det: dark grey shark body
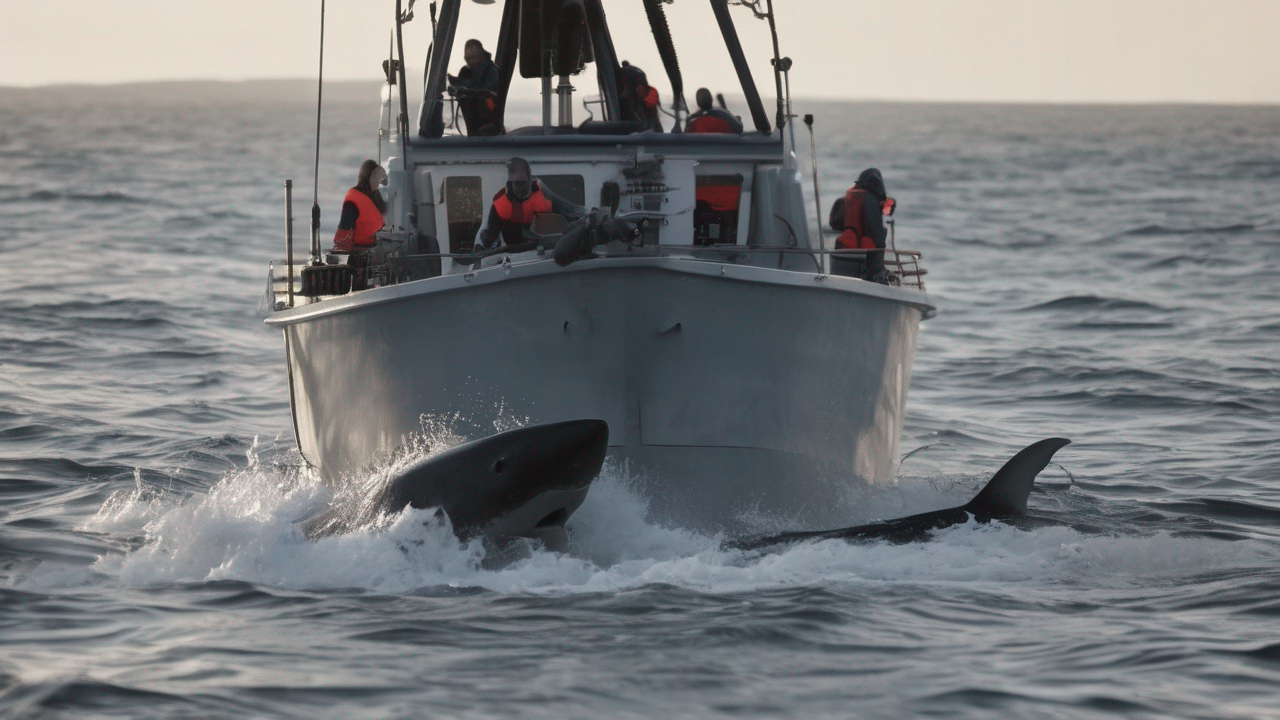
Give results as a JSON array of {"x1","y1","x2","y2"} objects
[
  {"x1": 300, "y1": 419, "x2": 609, "y2": 549},
  {"x1": 727, "y1": 438, "x2": 1071, "y2": 551}
]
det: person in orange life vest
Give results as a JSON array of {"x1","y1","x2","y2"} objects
[
  {"x1": 618, "y1": 62, "x2": 663, "y2": 132},
  {"x1": 831, "y1": 168, "x2": 889, "y2": 283},
  {"x1": 475, "y1": 157, "x2": 581, "y2": 251},
  {"x1": 332, "y1": 160, "x2": 387, "y2": 252},
  {"x1": 476, "y1": 155, "x2": 586, "y2": 249},
  {"x1": 687, "y1": 88, "x2": 742, "y2": 134}
]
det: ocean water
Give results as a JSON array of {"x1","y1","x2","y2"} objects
[{"x1": 2, "y1": 83, "x2": 1279, "y2": 719}]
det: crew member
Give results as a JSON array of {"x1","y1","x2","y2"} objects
[
  {"x1": 475, "y1": 157, "x2": 585, "y2": 251},
  {"x1": 332, "y1": 160, "x2": 387, "y2": 252},
  {"x1": 448, "y1": 39, "x2": 501, "y2": 135},
  {"x1": 449, "y1": 39, "x2": 500, "y2": 93},
  {"x1": 686, "y1": 88, "x2": 742, "y2": 134},
  {"x1": 832, "y1": 168, "x2": 889, "y2": 283},
  {"x1": 618, "y1": 62, "x2": 662, "y2": 132},
  {"x1": 474, "y1": 158, "x2": 544, "y2": 250}
]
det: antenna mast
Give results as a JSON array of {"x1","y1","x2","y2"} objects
[{"x1": 309, "y1": 0, "x2": 327, "y2": 265}]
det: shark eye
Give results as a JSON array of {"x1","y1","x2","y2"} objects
[{"x1": 493, "y1": 459, "x2": 505, "y2": 473}]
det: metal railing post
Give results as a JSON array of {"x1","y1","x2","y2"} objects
[{"x1": 285, "y1": 179, "x2": 295, "y2": 308}]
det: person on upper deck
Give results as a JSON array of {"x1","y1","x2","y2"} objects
[
  {"x1": 831, "y1": 168, "x2": 889, "y2": 283},
  {"x1": 448, "y1": 39, "x2": 502, "y2": 136},
  {"x1": 686, "y1": 88, "x2": 742, "y2": 134},
  {"x1": 618, "y1": 62, "x2": 663, "y2": 132},
  {"x1": 449, "y1": 39, "x2": 500, "y2": 93},
  {"x1": 332, "y1": 160, "x2": 387, "y2": 252},
  {"x1": 475, "y1": 157, "x2": 580, "y2": 252}
]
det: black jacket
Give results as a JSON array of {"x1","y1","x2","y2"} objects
[
  {"x1": 451, "y1": 52, "x2": 500, "y2": 94},
  {"x1": 829, "y1": 168, "x2": 887, "y2": 249}
]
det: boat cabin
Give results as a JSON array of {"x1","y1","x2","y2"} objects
[
  {"x1": 369, "y1": 0, "x2": 822, "y2": 276},
  {"x1": 272, "y1": 0, "x2": 925, "y2": 305}
]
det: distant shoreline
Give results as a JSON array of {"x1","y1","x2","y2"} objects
[
  {"x1": 0, "y1": 79, "x2": 385, "y2": 106},
  {"x1": 1, "y1": 78, "x2": 1276, "y2": 108}
]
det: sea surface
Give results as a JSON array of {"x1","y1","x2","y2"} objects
[{"x1": 2, "y1": 83, "x2": 1279, "y2": 719}]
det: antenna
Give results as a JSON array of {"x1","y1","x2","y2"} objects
[
  {"x1": 380, "y1": 31, "x2": 394, "y2": 165},
  {"x1": 763, "y1": 0, "x2": 785, "y2": 131},
  {"x1": 396, "y1": 0, "x2": 411, "y2": 151},
  {"x1": 309, "y1": 0, "x2": 327, "y2": 265}
]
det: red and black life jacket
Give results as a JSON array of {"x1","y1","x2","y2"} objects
[
  {"x1": 332, "y1": 187, "x2": 384, "y2": 251},
  {"x1": 492, "y1": 182, "x2": 552, "y2": 245},
  {"x1": 836, "y1": 187, "x2": 879, "y2": 250}
]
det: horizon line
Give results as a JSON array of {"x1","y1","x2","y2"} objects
[{"x1": 2, "y1": 77, "x2": 1277, "y2": 109}]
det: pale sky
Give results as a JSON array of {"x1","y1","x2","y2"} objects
[{"x1": 2, "y1": 0, "x2": 1278, "y2": 104}]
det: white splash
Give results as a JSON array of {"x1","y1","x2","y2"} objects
[{"x1": 79, "y1": 434, "x2": 1268, "y2": 596}]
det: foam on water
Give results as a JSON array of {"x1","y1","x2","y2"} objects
[{"x1": 75, "y1": 443, "x2": 1265, "y2": 597}]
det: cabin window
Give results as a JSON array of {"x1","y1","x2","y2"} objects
[
  {"x1": 538, "y1": 174, "x2": 586, "y2": 207},
  {"x1": 445, "y1": 176, "x2": 483, "y2": 253},
  {"x1": 694, "y1": 174, "x2": 742, "y2": 246}
]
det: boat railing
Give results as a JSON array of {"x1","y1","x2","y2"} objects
[
  {"x1": 269, "y1": 238, "x2": 926, "y2": 311},
  {"x1": 678, "y1": 245, "x2": 927, "y2": 290},
  {"x1": 269, "y1": 244, "x2": 927, "y2": 310},
  {"x1": 884, "y1": 250, "x2": 927, "y2": 290},
  {"x1": 406, "y1": 241, "x2": 928, "y2": 289},
  {"x1": 399, "y1": 244, "x2": 928, "y2": 289}
]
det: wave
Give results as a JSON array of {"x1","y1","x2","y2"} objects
[
  {"x1": 1150, "y1": 497, "x2": 1280, "y2": 524},
  {"x1": 1018, "y1": 295, "x2": 1169, "y2": 313},
  {"x1": 4, "y1": 298, "x2": 184, "y2": 331},
  {"x1": 1063, "y1": 320, "x2": 1176, "y2": 330},
  {"x1": 1230, "y1": 643, "x2": 1280, "y2": 662},
  {"x1": 0, "y1": 679, "x2": 204, "y2": 717},
  {"x1": 0, "y1": 457, "x2": 136, "y2": 486},
  {"x1": 0, "y1": 424, "x2": 60, "y2": 442},
  {"x1": 16, "y1": 190, "x2": 152, "y2": 205},
  {"x1": 123, "y1": 401, "x2": 233, "y2": 425},
  {"x1": 1119, "y1": 223, "x2": 1256, "y2": 237},
  {"x1": 65, "y1": 438, "x2": 1266, "y2": 598},
  {"x1": 162, "y1": 210, "x2": 255, "y2": 227},
  {"x1": 1143, "y1": 254, "x2": 1209, "y2": 270},
  {"x1": 921, "y1": 688, "x2": 1157, "y2": 715},
  {"x1": 1227, "y1": 158, "x2": 1280, "y2": 180},
  {"x1": 117, "y1": 350, "x2": 222, "y2": 366},
  {"x1": 1015, "y1": 389, "x2": 1268, "y2": 415},
  {"x1": 9, "y1": 298, "x2": 181, "y2": 314},
  {"x1": 988, "y1": 366, "x2": 1169, "y2": 386}
]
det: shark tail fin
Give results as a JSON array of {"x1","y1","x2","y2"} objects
[{"x1": 963, "y1": 438, "x2": 1071, "y2": 516}]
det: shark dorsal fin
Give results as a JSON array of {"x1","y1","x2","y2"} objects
[{"x1": 963, "y1": 438, "x2": 1071, "y2": 516}]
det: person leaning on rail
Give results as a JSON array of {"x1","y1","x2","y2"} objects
[
  {"x1": 332, "y1": 160, "x2": 387, "y2": 252},
  {"x1": 830, "y1": 168, "x2": 892, "y2": 284}
]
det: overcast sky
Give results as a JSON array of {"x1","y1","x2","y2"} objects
[{"x1": 2, "y1": 0, "x2": 1278, "y2": 104}]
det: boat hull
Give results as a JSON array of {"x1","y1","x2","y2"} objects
[{"x1": 269, "y1": 257, "x2": 932, "y2": 532}]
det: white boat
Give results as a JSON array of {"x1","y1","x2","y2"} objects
[{"x1": 266, "y1": 0, "x2": 934, "y2": 532}]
